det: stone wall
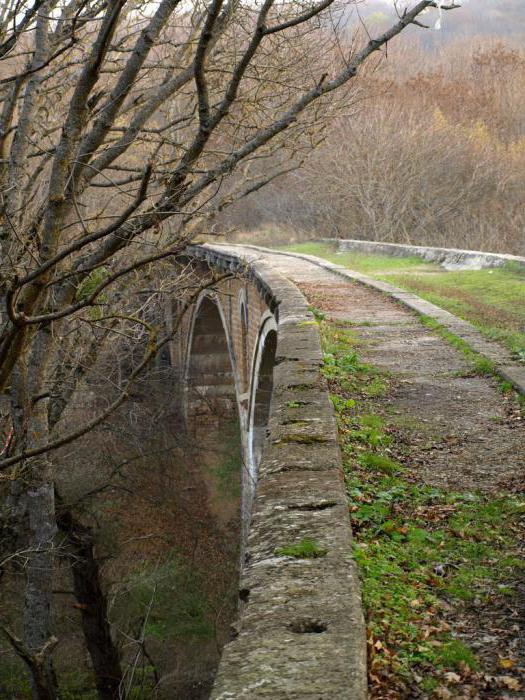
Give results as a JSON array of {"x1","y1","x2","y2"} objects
[
  {"x1": 327, "y1": 238, "x2": 525, "y2": 271},
  {"x1": 187, "y1": 245, "x2": 367, "y2": 700}
]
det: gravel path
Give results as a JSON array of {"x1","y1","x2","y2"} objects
[{"x1": 237, "y1": 247, "x2": 525, "y2": 494}]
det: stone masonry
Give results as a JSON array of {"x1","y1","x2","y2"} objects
[{"x1": 180, "y1": 245, "x2": 368, "y2": 700}]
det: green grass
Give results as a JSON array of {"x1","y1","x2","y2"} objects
[
  {"x1": 0, "y1": 659, "x2": 161, "y2": 699},
  {"x1": 437, "y1": 640, "x2": 480, "y2": 671},
  {"x1": 279, "y1": 241, "x2": 434, "y2": 275},
  {"x1": 359, "y1": 451, "x2": 404, "y2": 475},
  {"x1": 281, "y1": 241, "x2": 525, "y2": 361},
  {"x1": 114, "y1": 552, "x2": 216, "y2": 642},
  {"x1": 419, "y1": 316, "x2": 525, "y2": 408},
  {"x1": 419, "y1": 315, "x2": 496, "y2": 377},
  {"x1": 386, "y1": 269, "x2": 525, "y2": 360},
  {"x1": 319, "y1": 318, "x2": 524, "y2": 696},
  {"x1": 275, "y1": 538, "x2": 328, "y2": 559}
]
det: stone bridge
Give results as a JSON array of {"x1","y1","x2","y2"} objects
[
  {"x1": 166, "y1": 240, "x2": 525, "y2": 699},
  {"x1": 165, "y1": 241, "x2": 525, "y2": 698},
  {"x1": 171, "y1": 244, "x2": 367, "y2": 699}
]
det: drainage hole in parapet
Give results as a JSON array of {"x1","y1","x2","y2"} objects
[
  {"x1": 288, "y1": 618, "x2": 328, "y2": 634},
  {"x1": 288, "y1": 500, "x2": 338, "y2": 511}
]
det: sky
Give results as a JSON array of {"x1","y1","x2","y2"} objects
[{"x1": 359, "y1": 0, "x2": 525, "y2": 40}]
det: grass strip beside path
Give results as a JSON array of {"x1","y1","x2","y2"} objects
[
  {"x1": 320, "y1": 318, "x2": 524, "y2": 699},
  {"x1": 281, "y1": 242, "x2": 525, "y2": 363}
]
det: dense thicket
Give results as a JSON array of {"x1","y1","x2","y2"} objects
[{"x1": 226, "y1": 39, "x2": 525, "y2": 254}]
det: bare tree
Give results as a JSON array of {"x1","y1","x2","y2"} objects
[
  {"x1": 226, "y1": 37, "x2": 525, "y2": 254},
  {"x1": 0, "y1": 1, "x2": 458, "y2": 697}
]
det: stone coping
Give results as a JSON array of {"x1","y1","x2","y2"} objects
[
  {"x1": 188, "y1": 244, "x2": 368, "y2": 700},
  {"x1": 237, "y1": 245, "x2": 525, "y2": 398},
  {"x1": 322, "y1": 238, "x2": 525, "y2": 271}
]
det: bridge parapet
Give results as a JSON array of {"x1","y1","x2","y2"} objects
[
  {"x1": 324, "y1": 238, "x2": 525, "y2": 271},
  {"x1": 187, "y1": 245, "x2": 367, "y2": 700}
]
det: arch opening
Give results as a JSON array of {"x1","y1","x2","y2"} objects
[
  {"x1": 186, "y1": 295, "x2": 238, "y2": 430},
  {"x1": 183, "y1": 295, "x2": 243, "y2": 693},
  {"x1": 240, "y1": 299, "x2": 249, "y2": 391},
  {"x1": 246, "y1": 327, "x2": 277, "y2": 522}
]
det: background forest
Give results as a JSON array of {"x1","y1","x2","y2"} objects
[{"x1": 225, "y1": 6, "x2": 525, "y2": 254}]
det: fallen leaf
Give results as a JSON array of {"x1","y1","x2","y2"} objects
[
  {"x1": 498, "y1": 658, "x2": 515, "y2": 670},
  {"x1": 499, "y1": 676, "x2": 521, "y2": 691},
  {"x1": 444, "y1": 671, "x2": 461, "y2": 683}
]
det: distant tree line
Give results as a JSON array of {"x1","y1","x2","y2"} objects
[{"x1": 224, "y1": 40, "x2": 525, "y2": 255}]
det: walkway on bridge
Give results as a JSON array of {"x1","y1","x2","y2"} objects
[
  {"x1": 234, "y1": 246, "x2": 524, "y2": 493},
  {"x1": 209, "y1": 244, "x2": 524, "y2": 699}
]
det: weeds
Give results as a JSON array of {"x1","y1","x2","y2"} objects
[
  {"x1": 319, "y1": 317, "x2": 524, "y2": 697},
  {"x1": 359, "y1": 452, "x2": 403, "y2": 475},
  {"x1": 321, "y1": 323, "x2": 388, "y2": 398},
  {"x1": 308, "y1": 305, "x2": 326, "y2": 322}
]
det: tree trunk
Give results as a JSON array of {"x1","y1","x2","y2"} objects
[
  {"x1": 23, "y1": 456, "x2": 58, "y2": 700},
  {"x1": 57, "y1": 504, "x2": 123, "y2": 700}
]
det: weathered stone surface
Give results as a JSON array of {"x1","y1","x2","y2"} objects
[
  {"x1": 187, "y1": 245, "x2": 367, "y2": 700},
  {"x1": 329, "y1": 238, "x2": 525, "y2": 271},
  {"x1": 260, "y1": 440, "x2": 342, "y2": 476}
]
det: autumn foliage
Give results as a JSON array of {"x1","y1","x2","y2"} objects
[{"x1": 229, "y1": 40, "x2": 525, "y2": 255}]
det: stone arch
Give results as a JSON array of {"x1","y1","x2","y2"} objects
[
  {"x1": 238, "y1": 289, "x2": 249, "y2": 391},
  {"x1": 185, "y1": 293, "x2": 240, "y2": 432},
  {"x1": 184, "y1": 292, "x2": 246, "y2": 557},
  {"x1": 246, "y1": 316, "x2": 278, "y2": 503},
  {"x1": 184, "y1": 292, "x2": 279, "y2": 547}
]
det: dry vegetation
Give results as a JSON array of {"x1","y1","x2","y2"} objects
[{"x1": 226, "y1": 39, "x2": 525, "y2": 255}]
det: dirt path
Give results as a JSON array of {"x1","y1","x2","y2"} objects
[{"x1": 244, "y1": 249, "x2": 525, "y2": 494}]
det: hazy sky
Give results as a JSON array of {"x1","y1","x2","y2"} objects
[{"x1": 361, "y1": 0, "x2": 525, "y2": 34}]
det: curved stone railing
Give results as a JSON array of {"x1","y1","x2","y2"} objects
[
  {"x1": 325, "y1": 238, "x2": 525, "y2": 271},
  {"x1": 188, "y1": 244, "x2": 367, "y2": 700}
]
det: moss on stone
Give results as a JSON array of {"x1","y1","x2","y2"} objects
[{"x1": 275, "y1": 538, "x2": 328, "y2": 559}]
